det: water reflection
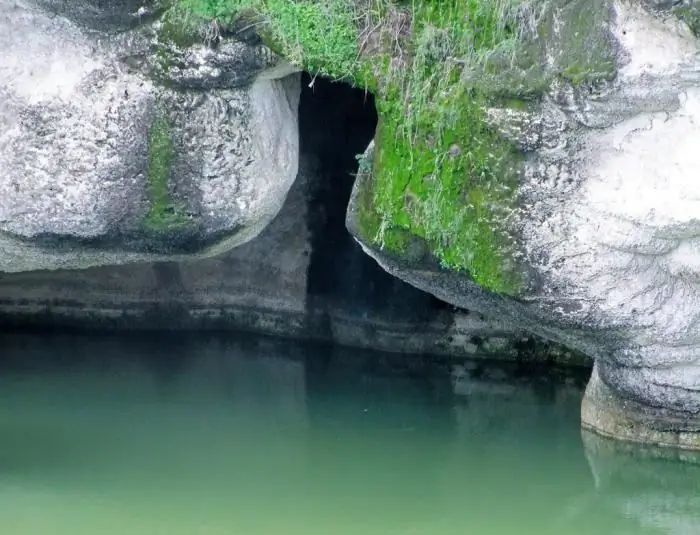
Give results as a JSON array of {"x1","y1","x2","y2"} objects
[
  {"x1": 583, "y1": 431, "x2": 700, "y2": 535},
  {"x1": 0, "y1": 332, "x2": 696, "y2": 534}
]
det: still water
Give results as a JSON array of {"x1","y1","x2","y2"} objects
[{"x1": 0, "y1": 332, "x2": 698, "y2": 535}]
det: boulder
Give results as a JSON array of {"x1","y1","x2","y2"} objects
[
  {"x1": 0, "y1": 0, "x2": 300, "y2": 271},
  {"x1": 348, "y1": 1, "x2": 700, "y2": 448}
]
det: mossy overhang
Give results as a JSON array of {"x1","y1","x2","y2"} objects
[{"x1": 164, "y1": 0, "x2": 620, "y2": 296}]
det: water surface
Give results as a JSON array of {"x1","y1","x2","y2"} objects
[{"x1": 0, "y1": 333, "x2": 697, "y2": 535}]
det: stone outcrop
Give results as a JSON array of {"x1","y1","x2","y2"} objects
[
  {"x1": 348, "y1": 1, "x2": 700, "y2": 449},
  {"x1": 4, "y1": 0, "x2": 700, "y2": 451},
  {"x1": 0, "y1": 68, "x2": 584, "y2": 366},
  {"x1": 0, "y1": 0, "x2": 299, "y2": 271},
  {"x1": 0, "y1": 150, "x2": 580, "y2": 364}
]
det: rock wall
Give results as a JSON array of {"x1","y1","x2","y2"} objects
[
  {"x1": 0, "y1": 0, "x2": 299, "y2": 271},
  {"x1": 347, "y1": 1, "x2": 700, "y2": 449},
  {"x1": 0, "y1": 154, "x2": 571, "y2": 363},
  {"x1": 0, "y1": 67, "x2": 586, "y2": 367}
]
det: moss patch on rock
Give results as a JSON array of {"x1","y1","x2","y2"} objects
[
  {"x1": 552, "y1": 0, "x2": 616, "y2": 84},
  {"x1": 170, "y1": 0, "x2": 617, "y2": 295},
  {"x1": 144, "y1": 112, "x2": 189, "y2": 230},
  {"x1": 673, "y1": 2, "x2": 700, "y2": 37},
  {"x1": 370, "y1": 2, "x2": 528, "y2": 294},
  {"x1": 160, "y1": 2, "x2": 206, "y2": 48}
]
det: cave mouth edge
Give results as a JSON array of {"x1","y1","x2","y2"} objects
[{"x1": 298, "y1": 72, "x2": 451, "y2": 327}]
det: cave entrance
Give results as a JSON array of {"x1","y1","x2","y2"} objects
[{"x1": 298, "y1": 72, "x2": 449, "y2": 330}]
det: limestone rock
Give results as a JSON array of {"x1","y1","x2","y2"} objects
[
  {"x1": 348, "y1": 1, "x2": 700, "y2": 447},
  {"x1": 0, "y1": 0, "x2": 300, "y2": 271}
]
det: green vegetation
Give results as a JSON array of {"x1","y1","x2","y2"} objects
[
  {"x1": 144, "y1": 112, "x2": 189, "y2": 230},
  {"x1": 554, "y1": 0, "x2": 616, "y2": 84},
  {"x1": 166, "y1": 0, "x2": 615, "y2": 294},
  {"x1": 367, "y1": 1, "x2": 524, "y2": 294},
  {"x1": 177, "y1": 0, "x2": 364, "y2": 80},
  {"x1": 673, "y1": 2, "x2": 700, "y2": 37},
  {"x1": 160, "y1": 2, "x2": 205, "y2": 48}
]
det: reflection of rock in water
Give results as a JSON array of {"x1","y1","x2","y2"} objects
[
  {"x1": 445, "y1": 362, "x2": 598, "y2": 531},
  {"x1": 582, "y1": 431, "x2": 700, "y2": 535},
  {"x1": 0, "y1": 332, "x2": 312, "y2": 483}
]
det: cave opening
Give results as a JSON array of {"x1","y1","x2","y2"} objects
[{"x1": 298, "y1": 72, "x2": 450, "y2": 331}]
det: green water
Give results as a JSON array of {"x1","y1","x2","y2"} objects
[{"x1": 0, "y1": 333, "x2": 697, "y2": 535}]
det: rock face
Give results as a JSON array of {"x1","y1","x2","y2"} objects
[
  {"x1": 7, "y1": 0, "x2": 693, "y2": 450},
  {"x1": 0, "y1": 165, "x2": 547, "y2": 362},
  {"x1": 0, "y1": 0, "x2": 299, "y2": 271},
  {"x1": 0, "y1": 71, "x2": 584, "y2": 366},
  {"x1": 349, "y1": 1, "x2": 700, "y2": 448}
]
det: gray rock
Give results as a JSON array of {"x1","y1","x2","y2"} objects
[
  {"x1": 0, "y1": 137, "x2": 586, "y2": 368},
  {"x1": 0, "y1": 0, "x2": 300, "y2": 271},
  {"x1": 348, "y1": 1, "x2": 700, "y2": 446},
  {"x1": 29, "y1": 0, "x2": 170, "y2": 31}
]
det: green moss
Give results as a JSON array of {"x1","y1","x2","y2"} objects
[
  {"x1": 264, "y1": 0, "x2": 360, "y2": 79},
  {"x1": 372, "y1": 91, "x2": 522, "y2": 293},
  {"x1": 159, "y1": 2, "x2": 207, "y2": 47},
  {"x1": 178, "y1": 0, "x2": 365, "y2": 80},
  {"x1": 354, "y1": 143, "x2": 415, "y2": 257},
  {"x1": 554, "y1": 0, "x2": 617, "y2": 84},
  {"x1": 673, "y1": 3, "x2": 700, "y2": 37},
  {"x1": 170, "y1": 0, "x2": 617, "y2": 295},
  {"x1": 144, "y1": 113, "x2": 189, "y2": 230}
]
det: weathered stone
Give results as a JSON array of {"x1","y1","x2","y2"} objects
[
  {"x1": 0, "y1": 0, "x2": 300, "y2": 271},
  {"x1": 348, "y1": 1, "x2": 700, "y2": 448},
  {"x1": 0, "y1": 69, "x2": 584, "y2": 367},
  {"x1": 582, "y1": 364, "x2": 700, "y2": 451},
  {"x1": 0, "y1": 157, "x2": 578, "y2": 363}
]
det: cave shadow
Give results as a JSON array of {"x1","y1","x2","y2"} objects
[{"x1": 298, "y1": 72, "x2": 450, "y2": 335}]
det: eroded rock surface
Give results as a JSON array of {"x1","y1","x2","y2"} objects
[
  {"x1": 0, "y1": 70, "x2": 584, "y2": 366},
  {"x1": 348, "y1": 1, "x2": 700, "y2": 447},
  {"x1": 0, "y1": 0, "x2": 299, "y2": 271}
]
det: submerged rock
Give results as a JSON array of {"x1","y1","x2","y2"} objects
[
  {"x1": 348, "y1": 1, "x2": 700, "y2": 448},
  {"x1": 0, "y1": 0, "x2": 300, "y2": 271}
]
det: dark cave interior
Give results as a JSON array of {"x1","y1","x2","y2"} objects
[{"x1": 298, "y1": 72, "x2": 450, "y2": 325}]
